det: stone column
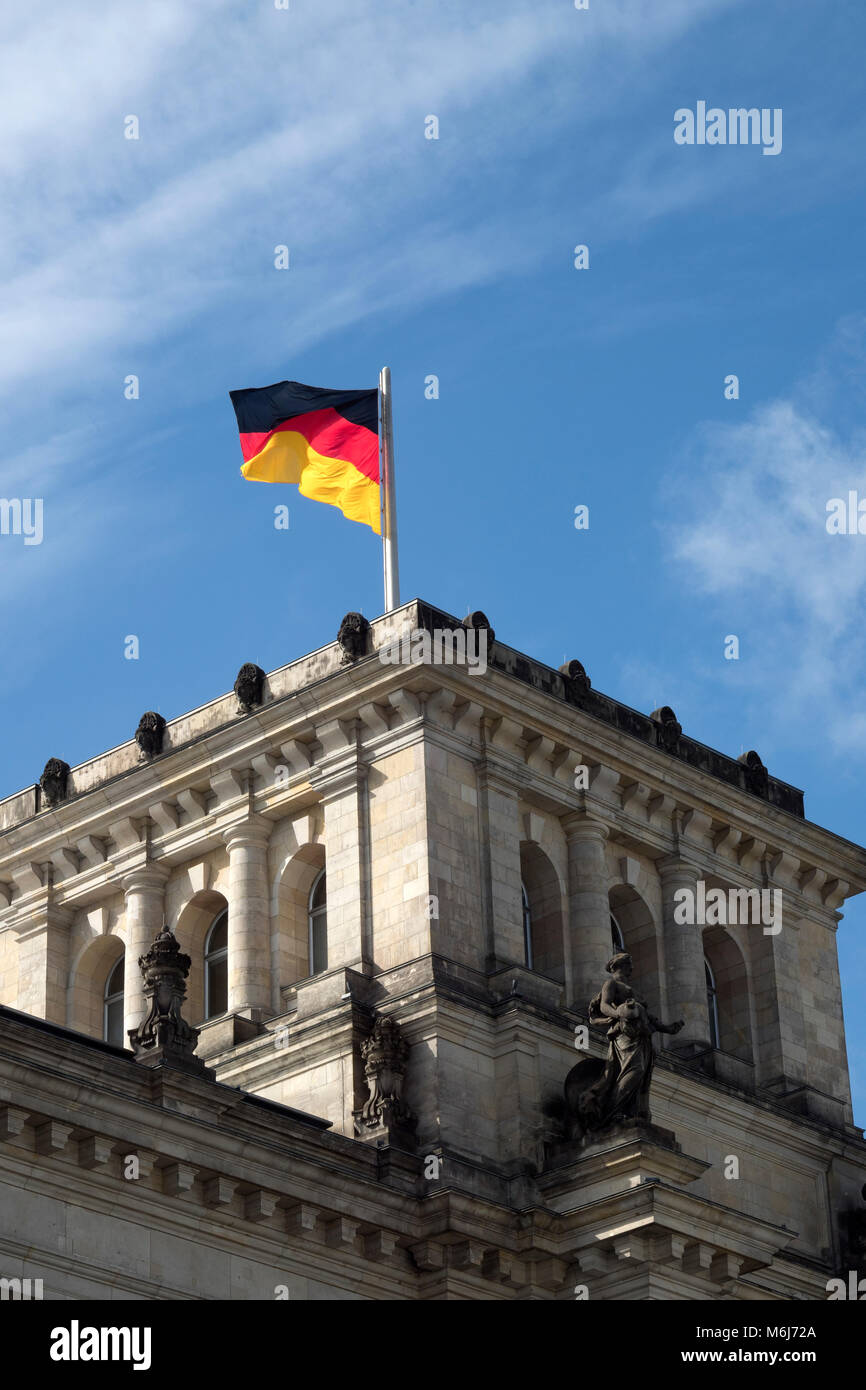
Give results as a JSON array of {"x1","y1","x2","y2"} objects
[
  {"x1": 658, "y1": 856, "x2": 710, "y2": 1051},
  {"x1": 122, "y1": 865, "x2": 170, "y2": 1041},
  {"x1": 223, "y1": 818, "x2": 272, "y2": 1017},
  {"x1": 563, "y1": 815, "x2": 611, "y2": 1009}
]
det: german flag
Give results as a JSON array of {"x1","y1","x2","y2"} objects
[{"x1": 230, "y1": 380, "x2": 380, "y2": 533}]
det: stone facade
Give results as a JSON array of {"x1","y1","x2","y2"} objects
[{"x1": 0, "y1": 599, "x2": 865, "y2": 1300}]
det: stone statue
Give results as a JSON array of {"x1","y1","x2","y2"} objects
[
  {"x1": 738, "y1": 749, "x2": 769, "y2": 799},
  {"x1": 39, "y1": 758, "x2": 70, "y2": 809},
  {"x1": 135, "y1": 711, "x2": 166, "y2": 759},
  {"x1": 564, "y1": 951, "x2": 684, "y2": 1136},
  {"x1": 559, "y1": 658, "x2": 590, "y2": 692},
  {"x1": 650, "y1": 705, "x2": 682, "y2": 754},
  {"x1": 463, "y1": 611, "x2": 495, "y2": 646},
  {"x1": 337, "y1": 612, "x2": 370, "y2": 663},
  {"x1": 234, "y1": 662, "x2": 265, "y2": 713}
]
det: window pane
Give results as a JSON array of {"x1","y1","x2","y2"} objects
[
  {"x1": 311, "y1": 871, "x2": 326, "y2": 912},
  {"x1": 207, "y1": 955, "x2": 228, "y2": 1017},
  {"x1": 311, "y1": 913, "x2": 328, "y2": 975},
  {"x1": 106, "y1": 956, "x2": 124, "y2": 997},
  {"x1": 105, "y1": 996, "x2": 124, "y2": 1047},
  {"x1": 208, "y1": 911, "x2": 227, "y2": 954},
  {"x1": 705, "y1": 959, "x2": 719, "y2": 1047}
]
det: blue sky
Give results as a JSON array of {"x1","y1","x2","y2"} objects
[{"x1": 2, "y1": 0, "x2": 865, "y2": 1119}]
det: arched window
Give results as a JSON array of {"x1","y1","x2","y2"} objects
[
  {"x1": 308, "y1": 869, "x2": 327, "y2": 975},
  {"x1": 103, "y1": 956, "x2": 125, "y2": 1046},
  {"x1": 519, "y1": 847, "x2": 564, "y2": 981},
  {"x1": 610, "y1": 912, "x2": 625, "y2": 953},
  {"x1": 204, "y1": 910, "x2": 228, "y2": 1019},
  {"x1": 705, "y1": 956, "x2": 720, "y2": 1048}
]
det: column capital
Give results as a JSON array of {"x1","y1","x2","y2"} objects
[
  {"x1": 121, "y1": 863, "x2": 170, "y2": 898},
  {"x1": 562, "y1": 812, "x2": 609, "y2": 844},
  {"x1": 656, "y1": 854, "x2": 701, "y2": 881},
  {"x1": 222, "y1": 816, "x2": 271, "y2": 851}
]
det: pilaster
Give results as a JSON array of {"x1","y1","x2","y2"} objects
[
  {"x1": 14, "y1": 897, "x2": 75, "y2": 1024},
  {"x1": 476, "y1": 763, "x2": 524, "y2": 969},
  {"x1": 310, "y1": 721, "x2": 371, "y2": 972}
]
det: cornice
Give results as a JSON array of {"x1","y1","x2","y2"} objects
[{"x1": 0, "y1": 601, "x2": 863, "y2": 918}]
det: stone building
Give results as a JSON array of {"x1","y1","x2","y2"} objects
[{"x1": 0, "y1": 599, "x2": 865, "y2": 1300}]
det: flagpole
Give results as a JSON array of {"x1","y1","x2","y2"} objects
[{"x1": 379, "y1": 365, "x2": 400, "y2": 612}]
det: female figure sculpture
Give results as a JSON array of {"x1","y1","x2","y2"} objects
[{"x1": 564, "y1": 951, "x2": 684, "y2": 1135}]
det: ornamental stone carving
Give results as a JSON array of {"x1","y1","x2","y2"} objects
[
  {"x1": 355, "y1": 1013, "x2": 415, "y2": 1142},
  {"x1": 128, "y1": 926, "x2": 210, "y2": 1074},
  {"x1": 234, "y1": 662, "x2": 265, "y2": 713},
  {"x1": 337, "y1": 612, "x2": 370, "y2": 663},
  {"x1": 39, "y1": 758, "x2": 70, "y2": 809},
  {"x1": 135, "y1": 711, "x2": 166, "y2": 759}
]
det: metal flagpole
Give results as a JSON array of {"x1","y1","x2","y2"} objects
[{"x1": 379, "y1": 366, "x2": 400, "y2": 612}]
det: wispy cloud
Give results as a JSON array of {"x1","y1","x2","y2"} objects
[
  {"x1": 0, "y1": 0, "x2": 745, "y2": 399},
  {"x1": 0, "y1": 0, "x2": 761, "y2": 625},
  {"x1": 661, "y1": 319, "x2": 866, "y2": 751}
]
